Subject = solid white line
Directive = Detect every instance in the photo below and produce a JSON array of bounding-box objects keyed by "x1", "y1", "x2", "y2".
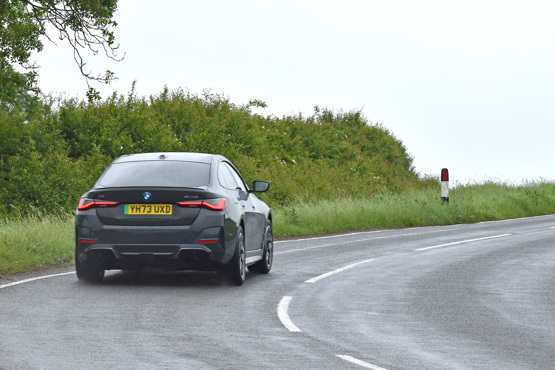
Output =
[
  {"x1": 277, "y1": 296, "x2": 302, "y2": 332},
  {"x1": 276, "y1": 236, "x2": 390, "y2": 255},
  {"x1": 275, "y1": 231, "x2": 452, "y2": 256},
  {"x1": 305, "y1": 258, "x2": 376, "y2": 284},
  {"x1": 274, "y1": 230, "x2": 384, "y2": 244},
  {"x1": 336, "y1": 355, "x2": 388, "y2": 370},
  {"x1": 276, "y1": 242, "x2": 349, "y2": 255},
  {"x1": 415, "y1": 234, "x2": 512, "y2": 251},
  {"x1": 275, "y1": 227, "x2": 456, "y2": 247},
  {"x1": 0, "y1": 271, "x2": 75, "y2": 290},
  {"x1": 477, "y1": 214, "x2": 554, "y2": 224}
]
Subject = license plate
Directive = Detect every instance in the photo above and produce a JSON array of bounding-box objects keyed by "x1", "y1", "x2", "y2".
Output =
[{"x1": 124, "y1": 204, "x2": 172, "y2": 215}]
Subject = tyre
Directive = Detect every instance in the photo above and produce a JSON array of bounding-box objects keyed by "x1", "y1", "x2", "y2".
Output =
[
  {"x1": 251, "y1": 221, "x2": 273, "y2": 274},
  {"x1": 75, "y1": 254, "x2": 105, "y2": 283},
  {"x1": 228, "y1": 227, "x2": 246, "y2": 286}
]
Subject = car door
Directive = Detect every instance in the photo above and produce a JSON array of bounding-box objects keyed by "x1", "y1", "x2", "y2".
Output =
[
  {"x1": 218, "y1": 162, "x2": 254, "y2": 249},
  {"x1": 224, "y1": 162, "x2": 265, "y2": 252}
]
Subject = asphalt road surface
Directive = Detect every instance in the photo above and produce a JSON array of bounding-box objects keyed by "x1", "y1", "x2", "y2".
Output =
[{"x1": 1, "y1": 215, "x2": 555, "y2": 369}]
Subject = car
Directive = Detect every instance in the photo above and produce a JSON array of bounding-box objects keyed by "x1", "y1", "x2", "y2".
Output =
[{"x1": 75, "y1": 152, "x2": 273, "y2": 285}]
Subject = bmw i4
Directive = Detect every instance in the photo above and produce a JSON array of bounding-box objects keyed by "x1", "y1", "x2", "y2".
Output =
[{"x1": 75, "y1": 152, "x2": 273, "y2": 286}]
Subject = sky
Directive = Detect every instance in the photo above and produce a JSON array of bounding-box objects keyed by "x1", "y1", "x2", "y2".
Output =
[{"x1": 32, "y1": 0, "x2": 555, "y2": 185}]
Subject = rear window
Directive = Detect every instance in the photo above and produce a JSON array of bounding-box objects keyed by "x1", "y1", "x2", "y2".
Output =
[{"x1": 95, "y1": 161, "x2": 210, "y2": 188}]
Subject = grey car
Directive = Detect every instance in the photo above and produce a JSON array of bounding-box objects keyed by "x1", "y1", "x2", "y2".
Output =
[{"x1": 75, "y1": 152, "x2": 273, "y2": 285}]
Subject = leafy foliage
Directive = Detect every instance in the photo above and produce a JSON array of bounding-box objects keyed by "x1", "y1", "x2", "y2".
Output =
[
  {"x1": 0, "y1": 87, "x2": 420, "y2": 217},
  {"x1": 0, "y1": 0, "x2": 121, "y2": 105},
  {"x1": 0, "y1": 66, "x2": 41, "y2": 112}
]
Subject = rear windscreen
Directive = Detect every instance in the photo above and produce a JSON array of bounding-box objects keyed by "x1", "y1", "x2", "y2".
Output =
[{"x1": 95, "y1": 161, "x2": 210, "y2": 188}]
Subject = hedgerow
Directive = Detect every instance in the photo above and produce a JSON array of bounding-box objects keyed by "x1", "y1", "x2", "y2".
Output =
[{"x1": 0, "y1": 87, "x2": 420, "y2": 217}]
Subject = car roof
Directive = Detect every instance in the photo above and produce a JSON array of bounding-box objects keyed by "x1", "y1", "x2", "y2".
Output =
[{"x1": 112, "y1": 152, "x2": 218, "y2": 164}]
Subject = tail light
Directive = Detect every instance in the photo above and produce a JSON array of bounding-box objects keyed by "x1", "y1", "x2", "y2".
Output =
[
  {"x1": 177, "y1": 198, "x2": 229, "y2": 211},
  {"x1": 78, "y1": 198, "x2": 119, "y2": 211}
]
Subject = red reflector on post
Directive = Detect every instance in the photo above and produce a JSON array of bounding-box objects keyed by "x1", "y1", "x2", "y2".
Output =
[
  {"x1": 441, "y1": 168, "x2": 449, "y2": 182},
  {"x1": 441, "y1": 168, "x2": 450, "y2": 203}
]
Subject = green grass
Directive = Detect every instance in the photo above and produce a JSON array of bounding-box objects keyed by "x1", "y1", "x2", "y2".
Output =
[
  {"x1": 273, "y1": 182, "x2": 555, "y2": 237},
  {"x1": 0, "y1": 213, "x2": 74, "y2": 276},
  {"x1": 1, "y1": 182, "x2": 554, "y2": 276}
]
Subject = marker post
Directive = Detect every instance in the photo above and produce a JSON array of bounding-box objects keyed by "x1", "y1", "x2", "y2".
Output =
[{"x1": 441, "y1": 168, "x2": 449, "y2": 203}]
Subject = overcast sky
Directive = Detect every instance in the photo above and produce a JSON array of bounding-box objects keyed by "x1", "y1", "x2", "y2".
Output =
[{"x1": 33, "y1": 0, "x2": 555, "y2": 184}]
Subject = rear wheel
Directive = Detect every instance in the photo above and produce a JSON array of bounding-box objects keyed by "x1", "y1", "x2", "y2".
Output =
[
  {"x1": 75, "y1": 254, "x2": 105, "y2": 283},
  {"x1": 251, "y1": 221, "x2": 273, "y2": 274},
  {"x1": 227, "y1": 227, "x2": 246, "y2": 286}
]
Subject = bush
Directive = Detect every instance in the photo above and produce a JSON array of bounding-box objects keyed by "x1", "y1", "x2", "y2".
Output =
[{"x1": 0, "y1": 87, "x2": 419, "y2": 217}]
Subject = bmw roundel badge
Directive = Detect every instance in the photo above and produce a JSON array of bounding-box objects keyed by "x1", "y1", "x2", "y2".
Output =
[{"x1": 142, "y1": 191, "x2": 152, "y2": 202}]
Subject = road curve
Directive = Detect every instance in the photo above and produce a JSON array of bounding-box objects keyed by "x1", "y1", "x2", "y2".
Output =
[{"x1": 1, "y1": 215, "x2": 554, "y2": 369}]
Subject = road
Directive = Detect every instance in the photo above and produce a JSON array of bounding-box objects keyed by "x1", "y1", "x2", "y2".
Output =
[{"x1": 1, "y1": 215, "x2": 554, "y2": 369}]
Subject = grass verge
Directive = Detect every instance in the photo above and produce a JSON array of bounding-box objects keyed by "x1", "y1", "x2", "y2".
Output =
[
  {"x1": 1, "y1": 182, "x2": 554, "y2": 276},
  {"x1": 273, "y1": 182, "x2": 555, "y2": 236},
  {"x1": 0, "y1": 213, "x2": 74, "y2": 276}
]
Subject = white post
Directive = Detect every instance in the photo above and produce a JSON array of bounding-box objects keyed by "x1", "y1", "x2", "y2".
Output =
[{"x1": 441, "y1": 168, "x2": 449, "y2": 203}]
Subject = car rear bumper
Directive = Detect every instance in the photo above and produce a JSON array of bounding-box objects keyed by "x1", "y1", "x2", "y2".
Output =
[
  {"x1": 77, "y1": 242, "x2": 229, "y2": 271},
  {"x1": 76, "y1": 208, "x2": 239, "y2": 272}
]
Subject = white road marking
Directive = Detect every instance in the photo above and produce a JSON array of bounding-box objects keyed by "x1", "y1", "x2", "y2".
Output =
[
  {"x1": 336, "y1": 355, "x2": 389, "y2": 370},
  {"x1": 274, "y1": 230, "x2": 384, "y2": 244},
  {"x1": 0, "y1": 271, "x2": 75, "y2": 290},
  {"x1": 277, "y1": 296, "x2": 302, "y2": 332},
  {"x1": 276, "y1": 237, "x2": 386, "y2": 255},
  {"x1": 477, "y1": 214, "x2": 553, "y2": 224},
  {"x1": 276, "y1": 241, "x2": 355, "y2": 255},
  {"x1": 305, "y1": 258, "x2": 376, "y2": 284},
  {"x1": 274, "y1": 226, "x2": 457, "y2": 246},
  {"x1": 275, "y1": 229, "x2": 454, "y2": 255},
  {"x1": 415, "y1": 234, "x2": 512, "y2": 251}
]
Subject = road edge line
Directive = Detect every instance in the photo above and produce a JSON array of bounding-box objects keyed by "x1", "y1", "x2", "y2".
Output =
[
  {"x1": 0, "y1": 271, "x2": 76, "y2": 290},
  {"x1": 415, "y1": 234, "x2": 512, "y2": 251}
]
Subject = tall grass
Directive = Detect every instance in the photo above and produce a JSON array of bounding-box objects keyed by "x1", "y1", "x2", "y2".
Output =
[
  {"x1": 1, "y1": 182, "x2": 553, "y2": 276},
  {"x1": 273, "y1": 182, "x2": 555, "y2": 237},
  {"x1": 0, "y1": 213, "x2": 74, "y2": 276}
]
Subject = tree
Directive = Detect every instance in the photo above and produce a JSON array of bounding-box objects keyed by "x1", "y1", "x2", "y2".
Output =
[
  {"x1": 0, "y1": 0, "x2": 122, "y2": 104},
  {"x1": 0, "y1": 65, "x2": 41, "y2": 112}
]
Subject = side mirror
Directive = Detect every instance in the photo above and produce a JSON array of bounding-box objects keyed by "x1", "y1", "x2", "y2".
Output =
[{"x1": 250, "y1": 180, "x2": 270, "y2": 193}]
